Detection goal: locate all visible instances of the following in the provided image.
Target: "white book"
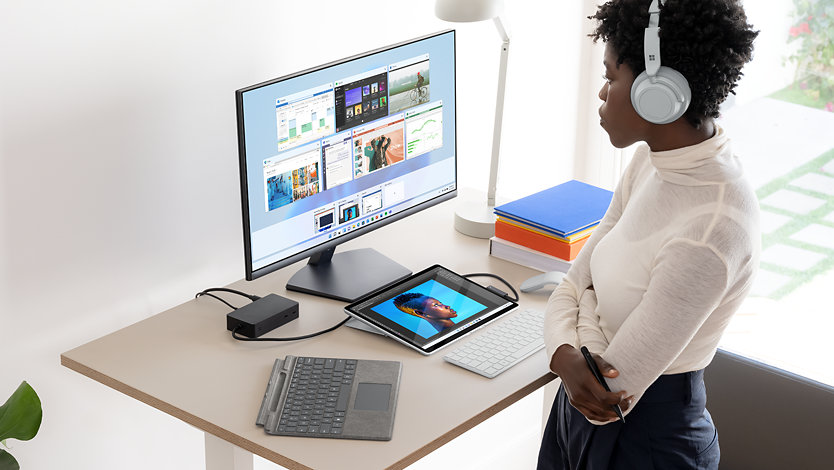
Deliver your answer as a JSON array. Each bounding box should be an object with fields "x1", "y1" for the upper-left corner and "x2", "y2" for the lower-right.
[{"x1": 489, "y1": 237, "x2": 572, "y2": 273}]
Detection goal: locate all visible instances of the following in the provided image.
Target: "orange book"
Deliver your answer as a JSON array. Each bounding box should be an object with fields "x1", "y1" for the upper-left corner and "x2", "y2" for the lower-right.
[
  {"x1": 495, "y1": 219, "x2": 589, "y2": 261},
  {"x1": 496, "y1": 216, "x2": 593, "y2": 243}
]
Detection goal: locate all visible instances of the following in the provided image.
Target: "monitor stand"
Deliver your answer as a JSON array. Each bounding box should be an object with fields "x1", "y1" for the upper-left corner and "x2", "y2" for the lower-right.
[
  {"x1": 286, "y1": 246, "x2": 412, "y2": 304},
  {"x1": 287, "y1": 247, "x2": 411, "y2": 333}
]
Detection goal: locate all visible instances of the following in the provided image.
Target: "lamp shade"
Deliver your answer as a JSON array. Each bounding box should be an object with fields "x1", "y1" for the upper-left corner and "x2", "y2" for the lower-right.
[{"x1": 435, "y1": 0, "x2": 504, "y2": 22}]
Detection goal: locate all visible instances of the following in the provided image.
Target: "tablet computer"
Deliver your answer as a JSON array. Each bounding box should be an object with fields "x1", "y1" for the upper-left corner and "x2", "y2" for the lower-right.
[{"x1": 344, "y1": 265, "x2": 517, "y2": 355}]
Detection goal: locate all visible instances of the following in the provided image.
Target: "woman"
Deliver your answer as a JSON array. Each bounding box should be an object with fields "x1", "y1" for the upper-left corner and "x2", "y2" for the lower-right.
[{"x1": 538, "y1": 1, "x2": 759, "y2": 468}]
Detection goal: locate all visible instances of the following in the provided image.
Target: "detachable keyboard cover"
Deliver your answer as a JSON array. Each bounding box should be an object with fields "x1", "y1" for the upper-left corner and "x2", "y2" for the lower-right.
[{"x1": 256, "y1": 355, "x2": 401, "y2": 440}]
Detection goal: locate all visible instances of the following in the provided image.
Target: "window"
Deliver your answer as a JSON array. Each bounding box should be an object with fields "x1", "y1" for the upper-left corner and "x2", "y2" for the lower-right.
[{"x1": 717, "y1": 0, "x2": 834, "y2": 386}]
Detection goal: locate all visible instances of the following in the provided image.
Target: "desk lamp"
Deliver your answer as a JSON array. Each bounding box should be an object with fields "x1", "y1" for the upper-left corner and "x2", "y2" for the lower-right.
[{"x1": 435, "y1": 0, "x2": 509, "y2": 238}]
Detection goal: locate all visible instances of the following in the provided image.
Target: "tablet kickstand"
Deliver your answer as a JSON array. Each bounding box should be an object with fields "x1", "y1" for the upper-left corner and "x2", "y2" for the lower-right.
[{"x1": 346, "y1": 318, "x2": 388, "y2": 336}]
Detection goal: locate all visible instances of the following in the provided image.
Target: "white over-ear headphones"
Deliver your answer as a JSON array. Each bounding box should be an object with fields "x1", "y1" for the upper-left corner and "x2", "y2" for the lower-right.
[{"x1": 630, "y1": 0, "x2": 691, "y2": 124}]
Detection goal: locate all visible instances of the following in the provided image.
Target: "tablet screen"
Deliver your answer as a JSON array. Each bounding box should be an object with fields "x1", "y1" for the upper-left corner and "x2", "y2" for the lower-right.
[{"x1": 345, "y1": 265, "x2": 517, "y2": 354}]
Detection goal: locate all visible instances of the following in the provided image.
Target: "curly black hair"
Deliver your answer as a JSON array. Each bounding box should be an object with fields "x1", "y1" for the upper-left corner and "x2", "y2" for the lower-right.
[
  {"x1": 393, "y1": 292, "x2": 424, "y2": 311},
  {"x1": 589, "y1": 0, "x2": 759, "y2": 129}
]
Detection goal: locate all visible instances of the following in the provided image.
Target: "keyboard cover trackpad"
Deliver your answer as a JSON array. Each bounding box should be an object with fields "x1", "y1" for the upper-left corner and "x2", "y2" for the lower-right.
[{"x1": 353, "y1": 383, "x2": 391, "y2": 411}]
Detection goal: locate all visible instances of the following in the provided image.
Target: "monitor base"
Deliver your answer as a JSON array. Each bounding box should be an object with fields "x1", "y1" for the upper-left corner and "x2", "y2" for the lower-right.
[{"x1": 286, "y1": 247, "x2": 412, "y2": 302}]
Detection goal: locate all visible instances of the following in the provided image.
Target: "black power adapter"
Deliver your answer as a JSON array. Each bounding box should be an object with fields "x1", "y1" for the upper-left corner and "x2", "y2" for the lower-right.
[{"x1": 226, "y1": 294, "x2": 299, "y2": 338}]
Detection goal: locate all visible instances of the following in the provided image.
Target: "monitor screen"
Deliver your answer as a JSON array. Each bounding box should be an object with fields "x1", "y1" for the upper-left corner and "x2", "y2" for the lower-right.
[{"x1": 236, "y1": 30, "x2": 457, "y2": 299}]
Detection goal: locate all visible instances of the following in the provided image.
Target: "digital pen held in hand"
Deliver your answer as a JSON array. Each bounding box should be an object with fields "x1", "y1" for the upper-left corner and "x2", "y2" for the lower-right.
[{"x1": 580, "y1": 346, "x2": 625, "y2": 423}]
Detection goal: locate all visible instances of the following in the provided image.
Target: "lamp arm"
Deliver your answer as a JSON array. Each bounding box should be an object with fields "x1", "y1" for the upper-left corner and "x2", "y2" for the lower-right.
[
  {"x1": 493, "y1": 14, "x2": 510, "y2": 42},
  {"x1": 487, "y1": 15, "x2": 510, "y2": 207}
]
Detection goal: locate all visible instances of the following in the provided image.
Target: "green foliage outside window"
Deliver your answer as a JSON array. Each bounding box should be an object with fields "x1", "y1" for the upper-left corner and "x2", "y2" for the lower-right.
[{"x1": 785, "y1": 0, "x2": 834, "y2": 111}]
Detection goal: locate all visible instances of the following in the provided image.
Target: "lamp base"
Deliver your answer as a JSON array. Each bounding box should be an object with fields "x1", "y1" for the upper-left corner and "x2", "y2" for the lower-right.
[{"x1": 454, "y1": 195, "x2": 496, "y2": 239}]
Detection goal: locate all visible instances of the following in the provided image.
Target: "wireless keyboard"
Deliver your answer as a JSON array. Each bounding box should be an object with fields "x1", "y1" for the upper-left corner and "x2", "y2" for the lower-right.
[{"x1": 443, "y1": 308, "x2": 545, "y2": 378}]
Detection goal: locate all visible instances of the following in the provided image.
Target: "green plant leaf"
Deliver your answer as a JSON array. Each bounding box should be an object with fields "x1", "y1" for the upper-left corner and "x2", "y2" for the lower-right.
[
  {"x1": 0, "y1": 382, "x2": 42, "y2": 443},
  {"x1": 0, "y1": 449, "x2": 20, "y2": 470}
]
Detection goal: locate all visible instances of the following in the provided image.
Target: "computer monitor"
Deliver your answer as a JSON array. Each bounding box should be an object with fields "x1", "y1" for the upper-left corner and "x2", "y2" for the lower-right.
[{"x1": 236, "y1": 30, "x2": 457, "y2": 301}]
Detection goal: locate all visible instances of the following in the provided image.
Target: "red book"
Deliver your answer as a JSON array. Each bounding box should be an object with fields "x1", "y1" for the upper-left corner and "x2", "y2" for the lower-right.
[{"x1": 495, "y1": 219, "x2": 588, "y2": 261}]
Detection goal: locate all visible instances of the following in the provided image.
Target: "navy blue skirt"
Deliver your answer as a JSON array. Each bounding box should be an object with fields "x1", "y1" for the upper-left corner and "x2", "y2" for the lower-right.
[{"x1": 537, "y1": 370, "x2": 719, "y2": 470}]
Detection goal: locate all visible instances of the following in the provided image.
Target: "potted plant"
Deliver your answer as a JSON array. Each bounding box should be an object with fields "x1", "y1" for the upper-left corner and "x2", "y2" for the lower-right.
[{"x1": 0, "y1": 382, "x2": 42, "y2": 470}]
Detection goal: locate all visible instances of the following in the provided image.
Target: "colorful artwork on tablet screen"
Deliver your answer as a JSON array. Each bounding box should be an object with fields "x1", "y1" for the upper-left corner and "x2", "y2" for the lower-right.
[{"x1": 371, "y1": 279, "x2": 486, "y2": 338}]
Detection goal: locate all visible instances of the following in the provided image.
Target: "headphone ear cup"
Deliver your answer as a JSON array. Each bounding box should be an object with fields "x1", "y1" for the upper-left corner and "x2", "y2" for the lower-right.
[{"x1": 630, "y1": 66, "x2": 692, "y2": 124}]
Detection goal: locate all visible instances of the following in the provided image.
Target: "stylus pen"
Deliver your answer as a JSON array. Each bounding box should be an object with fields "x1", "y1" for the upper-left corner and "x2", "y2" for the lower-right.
[{"x1": 580, "y1": 346, "x2": 625, "y2": 423}]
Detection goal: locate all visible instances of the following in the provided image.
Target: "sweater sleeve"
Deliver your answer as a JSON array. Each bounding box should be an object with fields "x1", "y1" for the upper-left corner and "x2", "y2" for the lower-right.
[
  {"x1": 576, "y1": 288, "x2": 608, "y2": 355},
  {"x1": 543, "y1": 160, "x2": 635, "y2": 368},
  {"x1": 600, "y1": 239, "x2": 729, "y2": 414}
]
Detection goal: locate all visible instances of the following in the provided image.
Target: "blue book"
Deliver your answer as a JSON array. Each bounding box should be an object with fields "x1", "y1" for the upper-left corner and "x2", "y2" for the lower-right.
[{"x1": 494, "y1": 180, "x2": 613, "y2": 237}]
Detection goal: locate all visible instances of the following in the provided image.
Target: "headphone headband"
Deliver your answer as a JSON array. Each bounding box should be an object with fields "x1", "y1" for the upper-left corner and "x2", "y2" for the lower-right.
[{"x1": 644, "y1": 0, "x2": 661, "y2": 76}]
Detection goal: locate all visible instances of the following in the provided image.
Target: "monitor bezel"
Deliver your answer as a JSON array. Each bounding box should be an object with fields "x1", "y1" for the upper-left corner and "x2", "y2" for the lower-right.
[{"x1": 235, "y1": 29, "x2": 457, "y2": 281}]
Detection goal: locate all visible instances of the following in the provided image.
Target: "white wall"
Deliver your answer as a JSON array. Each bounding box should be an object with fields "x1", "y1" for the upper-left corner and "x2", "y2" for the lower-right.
[{"x1": 0, "y1": 1, "x2": 586, "y2": 468}]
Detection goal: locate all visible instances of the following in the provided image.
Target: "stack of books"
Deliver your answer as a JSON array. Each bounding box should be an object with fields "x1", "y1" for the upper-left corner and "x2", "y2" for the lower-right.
[{"x1": 489, "y1": 180, "x2": 613, "y2": 272}]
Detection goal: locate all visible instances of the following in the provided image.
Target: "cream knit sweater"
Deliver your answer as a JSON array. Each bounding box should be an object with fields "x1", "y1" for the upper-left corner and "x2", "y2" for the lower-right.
[{"x1": 544, "y1": 126, "x2": 760, "y2": 419}]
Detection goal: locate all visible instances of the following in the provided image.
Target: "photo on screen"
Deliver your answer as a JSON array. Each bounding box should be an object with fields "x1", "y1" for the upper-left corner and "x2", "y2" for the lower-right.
[
  {"x1": 370, "y1": 280, "x2": 486, "y2": 339},
  {"x1": 266, "y1": 172, "x2": 293, "y2": 210},
  {"x1": 353, "y1": 116, "x2": 405, "y2": 178},
  {"x1": 388, "y1": 59, "x2": 430, "y2": 114}
]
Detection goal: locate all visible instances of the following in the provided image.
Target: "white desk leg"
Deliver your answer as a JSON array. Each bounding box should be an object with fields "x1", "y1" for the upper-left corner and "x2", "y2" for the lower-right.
[
  {"x1": 204, "y1": 432, "x2": 254, "y2": 470},
  {"x1": 541, "y1": 378, "x2": 561, "y2": 436}
]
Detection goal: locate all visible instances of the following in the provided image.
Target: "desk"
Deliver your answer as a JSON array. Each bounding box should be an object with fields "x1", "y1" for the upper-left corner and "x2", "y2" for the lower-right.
[{"x1": 61, "y1": 197, "x2": 556, "y2": 470}]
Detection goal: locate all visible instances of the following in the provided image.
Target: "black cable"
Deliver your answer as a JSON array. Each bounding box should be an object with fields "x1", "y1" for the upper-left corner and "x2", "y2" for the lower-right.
[
  {"x1": 195, "y1": 287, "x2": 261, "y2": 302},
  {"x1": 231, "y1": 317, "x2": 351, "y2": 342},
  {"x1": 196, "y1": 292, "x2": 239, "y2": 310},
  {"x1": 463, "y1": 272, "x2": 520, "y2": 302}
]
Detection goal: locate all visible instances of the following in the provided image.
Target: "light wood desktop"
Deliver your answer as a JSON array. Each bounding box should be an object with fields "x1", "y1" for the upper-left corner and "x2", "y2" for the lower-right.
[{"x1": 61, "y1": 197, "x2": 557, "y2": 470}]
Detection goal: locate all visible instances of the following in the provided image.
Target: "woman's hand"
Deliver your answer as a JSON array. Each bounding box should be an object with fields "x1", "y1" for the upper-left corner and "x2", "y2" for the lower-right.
[{"x1": 550, "y1": 344, "x2": 633, "y2": 422}]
